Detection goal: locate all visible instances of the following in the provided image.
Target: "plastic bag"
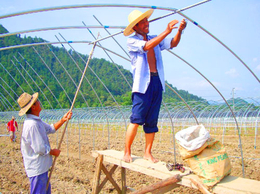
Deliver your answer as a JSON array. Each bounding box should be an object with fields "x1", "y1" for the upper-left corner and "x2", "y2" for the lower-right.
[{"x1": 175, "y1": 124, "x2": 210, "y2": 151}]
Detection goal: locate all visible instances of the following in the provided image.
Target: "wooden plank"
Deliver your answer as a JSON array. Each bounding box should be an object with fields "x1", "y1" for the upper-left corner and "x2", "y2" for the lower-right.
[
  {"x1": 92, "y1": 150, "x2": 185, "y2": 179},
  {"x1": 212, "y1": 176, "x2": 260, "y2": 194},
  {"x1": 132, "y1": 174, "x2": 181, "y2": 194},
  {"x1": 150, "y1": 183, "x2": 180, "y2": 194},
  {"x1": 92, "y1": 149, "x2": 199, "y2": 190},
  {"x1": 92, "y1": 150, "x2": 260, "y2": 194}
]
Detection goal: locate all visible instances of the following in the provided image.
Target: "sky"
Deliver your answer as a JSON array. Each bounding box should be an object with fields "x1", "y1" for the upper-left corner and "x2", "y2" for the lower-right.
[{"x1": 0, "y1": 0, "x2": 259, "y2": 102}]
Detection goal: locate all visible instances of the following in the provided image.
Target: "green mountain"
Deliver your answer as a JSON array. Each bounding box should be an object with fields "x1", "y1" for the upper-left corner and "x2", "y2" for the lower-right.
[{"x1": 0, "y1": 24, "x2": 206, "y2": 111}]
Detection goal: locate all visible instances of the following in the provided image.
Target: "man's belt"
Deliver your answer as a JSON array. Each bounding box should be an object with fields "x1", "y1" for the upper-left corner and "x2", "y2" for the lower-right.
[{"x1": 150, "y1": 72, "x2": 158, "y2": 76}]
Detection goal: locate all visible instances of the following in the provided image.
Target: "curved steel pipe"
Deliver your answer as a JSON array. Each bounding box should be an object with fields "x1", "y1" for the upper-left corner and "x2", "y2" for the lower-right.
[
  {"x1": 168, "y1": 50, "x2": 245, "y2": 177},
  {"x1": 46, "y1": 44, "x2": 90, "y2": 108},
  {"x1": 0, "y1": 83, "x2": 19, "y2": 107},
  {"x1": 32, "y1": 46, "x2": 73, "y2": 105},
  {"x1": 13, "y1": 56, "x2": 53, "y2": 109},
  {"x1": 165, "y1": 83, "x2": 199, "y2": 125},
  {"x1": 0, "y1": 1, "x2": 210, "y2": 19},
  {"x1": 55, "y1": 34, "x2": 111, "y2": 148},
  {"x1": 0, "y1": 62, "x2": 26, "y2": 94},
  {"x1": 47, "y1": 42, "x2": 97, "y2": 189},
  {"x1": 0, "y1": 92, "x2": 15, "y2": 111},
  {"x1": 17, "y1": 52, "x2": 63, "y2": 109},
  {"x1": 58, "y1": 34, "x2": 128, "y2": 131},
  {"x1": 178, "y1": 12, "x2": 259, "y2": 84},
  {"x1": 0, "y1": 76, "x2": 19, "y2": 98}
]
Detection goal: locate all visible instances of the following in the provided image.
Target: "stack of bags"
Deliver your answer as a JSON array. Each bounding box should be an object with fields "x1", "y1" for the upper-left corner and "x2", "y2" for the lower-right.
[{"x1": 175, "y1": 124, "x2": 231, "y2": 187}]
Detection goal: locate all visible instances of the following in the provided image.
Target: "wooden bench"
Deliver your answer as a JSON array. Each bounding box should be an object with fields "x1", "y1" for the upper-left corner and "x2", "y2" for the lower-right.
[{"x1": 91, "y1": 149, "x2": 260, "y2": 194}]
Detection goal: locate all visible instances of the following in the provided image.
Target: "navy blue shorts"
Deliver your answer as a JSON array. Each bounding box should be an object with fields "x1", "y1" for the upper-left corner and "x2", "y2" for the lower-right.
[
  {"x1": 29, "y1": 171, "x2": 51, "y2": 194},
  {"x1": 130, "y1": 75, "x2": 162, "y2": 133}
]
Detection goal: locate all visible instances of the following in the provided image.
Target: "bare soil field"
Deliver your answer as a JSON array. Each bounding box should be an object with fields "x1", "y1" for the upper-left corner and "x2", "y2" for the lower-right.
[{"x1": 0, "y1": 122, "x2": 260, "y2": 193}]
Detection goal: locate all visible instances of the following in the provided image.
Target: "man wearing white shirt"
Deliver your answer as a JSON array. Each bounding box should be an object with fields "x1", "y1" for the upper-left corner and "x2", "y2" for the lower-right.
[
  {"x1": 123, "y1": 9, "x2": 186, "y2": 163},
  {"x1": 17, "y1": 92, "x2": 72, "y2": 194}
]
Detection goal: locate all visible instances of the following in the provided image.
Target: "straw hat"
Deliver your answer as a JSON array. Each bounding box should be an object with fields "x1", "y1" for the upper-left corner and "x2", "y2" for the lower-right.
[
  {"x1": 123, "y1": 9, "x2": 154, "y2": 36},
  {"x1": 17, "y1": 92, "x2": 39, "y2": 116}
]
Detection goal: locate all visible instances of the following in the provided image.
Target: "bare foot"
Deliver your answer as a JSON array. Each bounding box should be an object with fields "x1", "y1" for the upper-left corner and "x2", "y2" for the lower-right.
[
  {"x1": 143, "y1": 154, "x2": 159, "y2": 163},
  {"x1": 122, "y1": 153, "x2": 132, "y2": 163}
]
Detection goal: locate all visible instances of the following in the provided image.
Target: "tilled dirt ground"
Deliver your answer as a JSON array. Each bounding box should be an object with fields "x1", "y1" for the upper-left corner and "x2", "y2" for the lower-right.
[{"x1": 0, "y1": 123, "x2": 259, "y2": 193}]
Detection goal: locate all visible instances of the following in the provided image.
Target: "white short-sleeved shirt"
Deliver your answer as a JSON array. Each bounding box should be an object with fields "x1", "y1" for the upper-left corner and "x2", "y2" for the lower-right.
[
  {"x1": 127, "y1": 33, "x2": 172, "y2": 93},
  {"x1": 21, "y1": 114, "x2": 56, "y2": 177}
]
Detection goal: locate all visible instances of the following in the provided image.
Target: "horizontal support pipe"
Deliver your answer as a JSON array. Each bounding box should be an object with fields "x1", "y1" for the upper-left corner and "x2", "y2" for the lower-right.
[
  {"x1": 0, "y1": 25, "x2": 126, "y2": 38},
  {"x1": 0, "y1": 40, "x2": 131, "y2": 62}
]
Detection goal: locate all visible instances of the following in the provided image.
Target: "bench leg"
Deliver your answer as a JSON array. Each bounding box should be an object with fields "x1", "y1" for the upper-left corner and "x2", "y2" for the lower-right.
[
  {"x1": 92, "y1": 154, "x2": 127, "y2": 194},
  {"x1": 121, "y1": 167, "x2": 126, "y2": 194},
  {"x1": 101, "y1": 163, "x2": 121, "y2": 193},
  {"x1": 92, "y1": 154, "x2": 103, "y2": 194},
  {"x1": 98, "y1": 165, "x2": 118, "y2": 192}
]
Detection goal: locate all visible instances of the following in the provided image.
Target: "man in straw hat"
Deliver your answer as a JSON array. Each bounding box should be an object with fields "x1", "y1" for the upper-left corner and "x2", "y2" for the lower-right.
[
  {"x1": 7, "y1": 116, "x2": 18, "y2": 142},
  {"x1": 123, "y1": 9, "x2": 186, "y2": 163},
  {"x1": 17, "y1": 92, "x2": 72, "y2": 193}
]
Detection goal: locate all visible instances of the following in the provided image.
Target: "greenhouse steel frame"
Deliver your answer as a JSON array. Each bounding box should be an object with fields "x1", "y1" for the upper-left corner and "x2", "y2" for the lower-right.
[{"x1": 0, "y1": 1, "x2": 259, "y2": 177}]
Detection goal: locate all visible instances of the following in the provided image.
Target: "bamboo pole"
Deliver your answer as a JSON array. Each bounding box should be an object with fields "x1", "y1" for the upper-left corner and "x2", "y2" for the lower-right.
[{"x1": 46, "y1": 42, "x2": 97, "y2": 190}]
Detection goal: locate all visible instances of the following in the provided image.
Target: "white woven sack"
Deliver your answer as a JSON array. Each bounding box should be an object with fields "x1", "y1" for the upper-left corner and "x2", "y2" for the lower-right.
[{"x1": 175, "y1": 124, "x2": 210, "y2": 151}]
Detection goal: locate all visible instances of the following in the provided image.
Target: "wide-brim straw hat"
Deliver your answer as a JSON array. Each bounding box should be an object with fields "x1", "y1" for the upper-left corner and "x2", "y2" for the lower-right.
[
  {"x1": 17, "y1": 92, "x2": 39, "y2": 116},
  {"x1": 123, "y1": 9, "x2": 154, "y2": 36}
]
